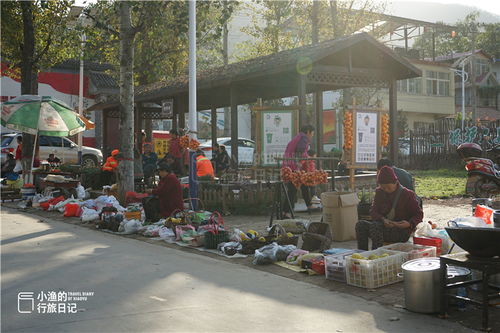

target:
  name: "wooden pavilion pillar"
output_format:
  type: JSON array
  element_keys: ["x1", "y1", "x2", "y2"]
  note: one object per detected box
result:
[
  {"x1": 230, "y1": 87, "x2": 238, "y2": 169},
  {"x1": 102, "y1": 109, "x2": 109, "y2": 157},
  {"x1": 144, "y1": 118, "x2": 152, "y2": 142},
  {"x1": 211, "y1": 106, "x2": 217, "y2": 145},
  {"x1": 172, "y1": 95, "x2": 179, "y2": 130},
  {"x1": 178, "y1": 95, "x2": 186, "y2": 130},
  {"x1": 298, "y1": 74, "x2": 307, "y2": 128},
  {"x1": 314, "y1": 90, "x2": 323, "y2": 155},
  {"x1": 389, "y1": 79, "x2": 399, "y2": 165},
  {"x1": 135, "y1": 104, "x2": 143, "y2": 152}
]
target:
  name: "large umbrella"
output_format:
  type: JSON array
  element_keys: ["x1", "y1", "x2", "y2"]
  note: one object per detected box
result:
[{"x1": 1, "y1": 95, "x2": 89, "y2": 181}]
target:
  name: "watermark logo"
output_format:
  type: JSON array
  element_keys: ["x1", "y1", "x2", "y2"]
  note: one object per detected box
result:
[
  {"x1": 17, "y1": 292, "x2": 34, "y2": 314},
  {"x1": 17, "y1": 291, "x2": 94, "y2": 314}
]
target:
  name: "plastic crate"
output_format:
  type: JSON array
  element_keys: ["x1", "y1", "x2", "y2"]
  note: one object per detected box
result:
[
  {"x1": 346, "y1": 249, "x2": 408, "y2": 289},
  {"x1": 379, "y1": 242, "x2": 436, "y2": 260},
  {"x1": 325, "y1": 250, "x2": 363, "y2": 282},
  {"x1": 413, "y1": 236, "x2": 442, "y2": 255}
]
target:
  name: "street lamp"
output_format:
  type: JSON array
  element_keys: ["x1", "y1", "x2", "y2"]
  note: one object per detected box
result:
[{"x1": 452, "y1": 61, "x2": 469, "y2": 131}]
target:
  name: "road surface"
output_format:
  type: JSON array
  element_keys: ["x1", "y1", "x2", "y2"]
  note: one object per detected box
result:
[{"x1": 1, "y1": 206, "x2": 471, "y2": 333}]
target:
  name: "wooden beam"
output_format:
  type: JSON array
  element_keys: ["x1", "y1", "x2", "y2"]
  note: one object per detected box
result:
[
  {"x1": 389, "y1": 79, "x2": 398, "y2": 164},
  {"x1": 311, "y1": 65, "x2": 389, "y2": 78},
  {"x1": 211, "y1": 106, "x2": 217, "y2": 146},
  {"x1": 298, "y1": 74, "x2": 307, "y2": 128},
  {"x1": 230, "y1": 87, "x2": 238, "y2": 169}
]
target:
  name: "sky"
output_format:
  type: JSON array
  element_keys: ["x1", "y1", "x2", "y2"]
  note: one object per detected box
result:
[{"x1": 74, "y1": 0, "x2": 500, "y2": 17}]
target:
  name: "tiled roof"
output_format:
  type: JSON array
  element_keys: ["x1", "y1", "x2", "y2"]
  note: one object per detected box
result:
[
  {"x1": 135, "y1": 32, "x2": 421, "y2": 100},
  {"x1": 88, "y1": 71, "x2": 118, "y2": 89},
  {"x1": 53, "y1": 59, "x2": 115, "y2": 72}
]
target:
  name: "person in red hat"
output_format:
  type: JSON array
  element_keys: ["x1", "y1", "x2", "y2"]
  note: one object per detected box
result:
[{"x1": 355, "y1": 166, "x2": 423, "y2": 250}]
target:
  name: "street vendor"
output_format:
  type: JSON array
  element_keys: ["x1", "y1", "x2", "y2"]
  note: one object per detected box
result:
[
  {"x1": 142, "y1": 143, "x2": 158, "y2": 183},
  {"x1": 196, "y1": 150, "x2": 215, "y2": 179},
  {"x1": 282, "y1": 125, "x2": 315, "y2": 218},
  {"x1": 377, "y1": 158, "x2": 414, "y2": 192},
  {"x1": 355, "y1": 166, "x2": 423, "y2": 250},
  {"x1": 101, "y1": 149, "x2": 119, "y2": 185},
  {"x1": 146, "y1": 164, "x2": 183, "y2": 217},
  {"x1": 168, "y1": 129, "x2": 183, "y2": 175}
]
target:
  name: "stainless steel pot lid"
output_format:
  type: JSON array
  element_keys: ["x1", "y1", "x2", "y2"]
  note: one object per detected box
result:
[
  {"x1": 402, "y1": 258, "x2": 440, "y2": 271},
  {"x1": 447, "y1": 266, "x2": 471, "y2": 278}
]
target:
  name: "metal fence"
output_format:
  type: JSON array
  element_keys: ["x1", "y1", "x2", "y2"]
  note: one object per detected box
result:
[{"x1": 399, "y1": 118, "x2": 500, "y2": 170}]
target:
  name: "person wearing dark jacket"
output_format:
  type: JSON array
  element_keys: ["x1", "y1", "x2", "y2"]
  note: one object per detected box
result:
[
  {"x1": 1, "y1": 153, "x2": 16, "y2": 178},
  {"x1": 377, "y1": 158, "x2": 414, "y2": 191},
  {"x1": 356, "y1": 166, "x2": 423, "y2": 250},
  {"x1": 146, "y1": 164, "x2": 183, "y2": 218},
  {"x1": 217, "y1": 145, "x2": 230, "y2": 175}
]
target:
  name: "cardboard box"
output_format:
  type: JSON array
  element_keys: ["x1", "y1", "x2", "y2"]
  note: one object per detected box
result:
[{"x1": 321, "y1": 192, "x2": 360, "y2": 241}]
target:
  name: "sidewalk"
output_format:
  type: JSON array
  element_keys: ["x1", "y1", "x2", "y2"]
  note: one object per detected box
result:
[{"x1": 1, "y1": 201, "x2": 497, "y2": 331}]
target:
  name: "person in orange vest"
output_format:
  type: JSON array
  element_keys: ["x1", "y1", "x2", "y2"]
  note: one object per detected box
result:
[
  {"x1": 101, "y1": 149, "x2": 120, "y2": 185},
  {"x1": 196, "y1": 150, "x2": 214, "y2": 179}
]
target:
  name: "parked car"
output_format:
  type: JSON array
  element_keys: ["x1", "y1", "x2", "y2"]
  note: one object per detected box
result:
[
  {"x1": 1, "y1": 133, "x2": 103, "y2": 168},
  {"x1": 199, "y1": 137, "x2": 255, "y2": 165}
]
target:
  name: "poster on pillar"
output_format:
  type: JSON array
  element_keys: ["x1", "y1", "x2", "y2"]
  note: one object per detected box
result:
[
  {"x1": 259, "y1": 110, "x2": 297, "y2": 166},
  {"x1": 354, "y1": 111, "x2": 379, "y2": 166},
  {"x1": 323, "y1": 110, "x2": 336, "y2": 144}
]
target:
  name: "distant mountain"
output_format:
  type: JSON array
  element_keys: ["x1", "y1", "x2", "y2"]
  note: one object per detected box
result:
[{"x1": 386, "y1": 1, "x2": 500, "y2": 24}]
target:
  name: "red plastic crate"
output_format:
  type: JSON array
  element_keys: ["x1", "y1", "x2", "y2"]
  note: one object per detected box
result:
[
  {"x1": 413, "y1": 236, "x2": 442, "y2": 255},
  {"x1": 311, "y1": 257, "x2": 325, "y2": 275}
]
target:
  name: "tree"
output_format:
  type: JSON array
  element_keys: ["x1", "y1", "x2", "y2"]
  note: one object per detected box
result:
[
  {"x1": 412, "y1": 12, "x2": 500, "y2": 59},
  {"x1": 1, "y1": 0, "x2": 77, "y2": 178},
  {"x1": 117, "y1": 1, "x2": 136, "y2": 201}
]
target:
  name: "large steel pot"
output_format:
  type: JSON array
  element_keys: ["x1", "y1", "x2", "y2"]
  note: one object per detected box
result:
[{"x1": 402, "y1": 258, "x2": 471, "y2": 313}]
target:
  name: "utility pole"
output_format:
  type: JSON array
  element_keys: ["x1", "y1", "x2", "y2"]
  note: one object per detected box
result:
[
  {"x1": 222, "y1": 0, "x2": 230, "y2": 137},
  {"x1": 470, "y1": 24, "x2": 477, "y2": 124}
]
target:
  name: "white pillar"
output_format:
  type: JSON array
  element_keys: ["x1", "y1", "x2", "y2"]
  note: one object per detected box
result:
[
  {"x1": 188, "y1": 0, "x2": 197, "y2": 139},
  {"x1": 78, "y1": 32, "x2": 86, "y2": 163}
]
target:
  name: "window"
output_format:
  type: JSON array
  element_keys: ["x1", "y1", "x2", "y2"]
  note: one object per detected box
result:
[
  {"x1": 1, "y1": 136, "x2": 13, "y2": 147},
  {"x1": 46, "y1": 136, "x2": 71, "y2": 147},
  {"x1": 238, "y1": 139, "x2": 253, "y2": 148},
  {"x1": 39, "y1": 136, "x2": 51, "y2": 147},
  {"x1": 397, "y1": 78, "x2": 422, "y2": 94},
  {"x1": 426, "y1": 71, "x2": 450, "y2": 96},
  {"x1": 475, "y1": 59, "x2": 490, "y2": 76}
]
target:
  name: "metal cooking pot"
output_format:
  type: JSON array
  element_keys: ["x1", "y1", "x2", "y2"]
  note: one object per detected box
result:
[{"x1": 401, "y1": 258, "x2": 471, "y2": 313}]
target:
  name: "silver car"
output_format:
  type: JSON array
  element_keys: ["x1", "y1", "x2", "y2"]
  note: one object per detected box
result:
[
  {"x1": 199, "y1": 137, "x2": 255, "y2": 165},
  {"x1": 1, "y1": 133, "x2": 103, "y2": 168}
]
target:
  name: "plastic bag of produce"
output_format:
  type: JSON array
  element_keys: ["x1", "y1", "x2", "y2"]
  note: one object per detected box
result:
[
  {"x1": 81, "y1": 207, "x2": 100, "y2": 222},
  {"x1": 276, "y1": 244, "x2": 297, "y2": 261},
  {"x1": 253, "y1": 242, "x2": 280, "y2": 265},
  {"x1": 120, "y1": 219, "x2": 142, "y2": 234},
  {"x1": 286, "y1": 249, "x2": 309, "y2": 265}
]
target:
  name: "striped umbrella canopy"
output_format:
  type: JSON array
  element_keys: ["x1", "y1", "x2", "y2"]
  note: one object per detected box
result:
[{"x1": 1, "y1": 95, "x2": 88, "y2": 136}]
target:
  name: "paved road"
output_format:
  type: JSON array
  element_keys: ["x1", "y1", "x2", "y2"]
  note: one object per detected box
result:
[{"x1": 1, "y1": 207, "x2": 470, "y2": 333}]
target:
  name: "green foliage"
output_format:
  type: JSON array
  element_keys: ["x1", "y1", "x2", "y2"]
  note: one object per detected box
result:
[
  {"x1": 412, "y1": 169, "x2": 467, "y2": 199},
  {"x1": 1, "y1": 0, "x2": 79, "y2": 70},
  {"x1": 413, "y1": 12, "x2": 500, "y2": 59},
  {"x1": 83, "y1": 0, "x2": 239, "y2": 85},
  {"x1": 235, "y1": 0, "x2": 387, "y2": 61}
]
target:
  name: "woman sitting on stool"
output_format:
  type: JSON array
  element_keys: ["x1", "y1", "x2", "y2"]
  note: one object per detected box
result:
[{"x1": 355, "y1": 166, "x2": 423, "y2": 250}]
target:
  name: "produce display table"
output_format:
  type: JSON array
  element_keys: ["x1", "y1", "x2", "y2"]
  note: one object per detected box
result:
[{"x1": 440, "y1": 252, "x2": 500, "y2": 331}]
